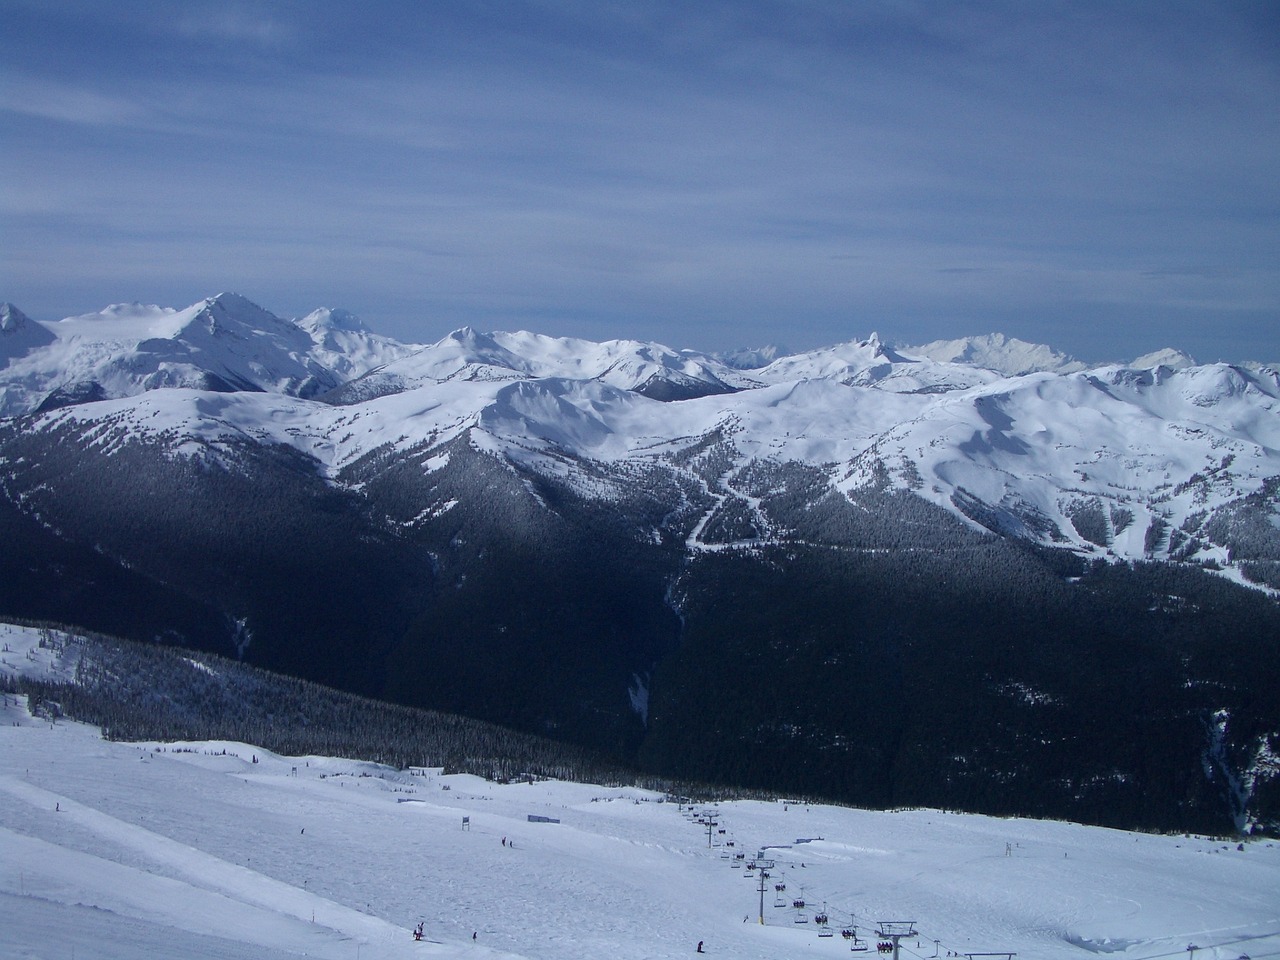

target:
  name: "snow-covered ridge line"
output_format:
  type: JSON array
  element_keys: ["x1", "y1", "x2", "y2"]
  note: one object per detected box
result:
[
  {"x1": 3, "y1": 293, "x2": 1278, "y2": 573},
  {"x1": 5, "y1": 293, "x2": 1271, "y2": 421}
]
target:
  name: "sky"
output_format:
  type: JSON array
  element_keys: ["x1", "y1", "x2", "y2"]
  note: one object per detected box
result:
[{"x1": 2, "y1": 1, "x2": 1278, "y2": 363}]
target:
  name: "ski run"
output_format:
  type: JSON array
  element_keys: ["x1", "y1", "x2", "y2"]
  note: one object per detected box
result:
[{"x1": 2, "y1": 624, "x2": 1278, "y2": 960}]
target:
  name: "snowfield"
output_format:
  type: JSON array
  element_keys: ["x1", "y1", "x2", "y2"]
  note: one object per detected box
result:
[{"x1": 2, "y1": 626, "x2": 1277, "y2": 960}]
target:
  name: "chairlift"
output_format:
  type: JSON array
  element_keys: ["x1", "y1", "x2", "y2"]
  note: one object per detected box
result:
[
  {"x1": 793, "y1": 899, "x2": 806, "y2": 909},
  {"x1": 795, "y1": 913, "x2": 810, "y2": 924},
  {"x1": 775, "y1": 896, "x2": 787, "y2": 907},
  {"x1": 821, "y1": 926, "x2": 835, "y2": 938}
]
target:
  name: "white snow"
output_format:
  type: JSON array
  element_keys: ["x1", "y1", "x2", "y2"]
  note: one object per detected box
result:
[
  {"x1": 4, "y1": 296, "x2": 1280, "y2": 572},
  {"x1": 1, "y1": 657, "x2": 1277, "y2": 960}
]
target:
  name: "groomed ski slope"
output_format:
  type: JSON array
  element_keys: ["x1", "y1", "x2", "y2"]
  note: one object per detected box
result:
[{"x1": 2, "y1": 689, "x2": 1277, "y2": 960}]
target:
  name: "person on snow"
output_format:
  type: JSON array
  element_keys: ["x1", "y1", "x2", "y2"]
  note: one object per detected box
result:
[
  {"x1": 697, "y1": 940, "x2": 705, "y2": 953},
  {"x1": 413, "y1": 922, "x2": 424, "y2": 941}
]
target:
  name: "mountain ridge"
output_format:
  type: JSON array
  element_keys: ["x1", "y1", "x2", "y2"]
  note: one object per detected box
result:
[{"x1": 2, "y1": 293, "x2": 1278, "y2": 833}]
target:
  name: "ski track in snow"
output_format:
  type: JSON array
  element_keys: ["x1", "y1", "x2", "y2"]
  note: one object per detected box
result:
[{"x1": 2, "y1": 674, "x2": 1279, "y2": 960}]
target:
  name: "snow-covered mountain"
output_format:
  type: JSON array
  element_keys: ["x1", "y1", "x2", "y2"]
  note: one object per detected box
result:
[
  {"x1": 1131, "y1": 346, "x2": 1198, "y2": 370},
  {"x1": 3, "y1": 294, "x2": 1278, "y2": 832},
  {"x1": 0, "y1": 293, "x2": 344, "y2": 416},
  {"x1": 748, "y1": 333, "x2": 1000, "y2": 392},
  {"x1": 295, "y1": 306, "x2": 422, "y2": 382},
  {"x1": 0, "y1": 302, "x2": 56, "y2": 367},
  {"x1": 903, "y1": 332, "x2": 1088, "y2": 376},
  {"x1": 5, "y1": 628, "x2": 1278, "y2": 960},
  {"x1": 323, "y1": 327, "x2": 745, "y2": 405},
  {"x1": 7, "y1": 296, "x2": 1273, "y2": 569}
]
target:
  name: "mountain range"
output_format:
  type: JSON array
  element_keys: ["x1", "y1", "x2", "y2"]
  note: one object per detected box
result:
[{"x1": 2, "y1": 292, "x2": 1278, "y2": 835}]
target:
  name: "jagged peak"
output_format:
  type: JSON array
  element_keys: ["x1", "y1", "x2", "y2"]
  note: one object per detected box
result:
[{"x1": 1, "y1": 302, "x2": 34, "y2": 333}]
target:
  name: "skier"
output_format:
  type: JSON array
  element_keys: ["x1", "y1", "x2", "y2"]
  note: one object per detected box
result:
[
  {"x1": 413, "y1": 922, "x2": 424, "y2": 941},
  {"x1": 697, "y1": 941, "x2": 705, "y2": 953}
]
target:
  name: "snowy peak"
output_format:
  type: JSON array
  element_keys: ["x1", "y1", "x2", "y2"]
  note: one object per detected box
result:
[
  {"x1": 0, "y1": 302, "x2": 56, "y2": 365},
  {"x1": 0, "y1": 293, "x2": 345, "y2": 415},
  {"x1": 297, "y1": 307, "x2": 371, "y2": 335},
  {"x1": 904, "y1": 333, "x2": 1087, "y2": 376},
  {"x1": 1131, "y1": 346, "x2": 1197, "y2": 370},
  {"x1": 328, "y1": 327, "x2": 740, "y2": 405},
  {"x1": 714, "y1": 344, "x2": 787, "y2": 370},
  {"x1": 297, "y1": 307, "x2": 419, "y2": 383},
  {"x1": 0, "y1": 302, "x2": 35, "y2": 334},
  {"x1": 755, "y1": 333, "x2": 996, "y2": 393}
]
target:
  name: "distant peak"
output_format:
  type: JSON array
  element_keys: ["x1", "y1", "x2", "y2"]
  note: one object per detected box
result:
[
  {"x1": 1131, "y1": 347, "x2": 1196, "y2": 370},
  {"x1": 299, "y1": 307, "x2": 370, "y2": 334},
  {"x1": 716, "y1": 344, "x2": 787, "y2": 370},
  {"x1": 0, "y1": 302, "x2": 33, "y2": 333},
  {"x1": 206, "y1": 292, "x2": 260, "y2": 309},
  {"x1": 195, "y1": 293, "x2": 288, "y2": 331},
  {"x1": 904, "y1": 333, "x2": 1085, "y2": 376},
  {"x1": 444, "y1": 326, "x2": 493, "y2": 347}
]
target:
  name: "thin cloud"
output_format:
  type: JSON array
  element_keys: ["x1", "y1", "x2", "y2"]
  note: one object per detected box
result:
[{"x1": 0, "y1": 77, "x2": 148, "y2": 127}]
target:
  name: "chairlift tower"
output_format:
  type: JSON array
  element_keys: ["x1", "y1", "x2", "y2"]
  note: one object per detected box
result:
[
  {"x1": 747, "y1": 865, "x2": 778, "y2": 926},
  {"x1": 877, "y1": 921, "x2": 918, "y2": 960},
  {"x1": 702, "y1": 817, "x2": 719, "y2": 848}
]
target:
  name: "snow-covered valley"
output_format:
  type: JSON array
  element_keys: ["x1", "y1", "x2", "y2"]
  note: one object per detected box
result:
[
  {"x1": 3, "y1": 623, "x2": 1279, "y2": 960},
  {"x1": 4, "y1": 707, "x2": 1278, "y2": 960}
]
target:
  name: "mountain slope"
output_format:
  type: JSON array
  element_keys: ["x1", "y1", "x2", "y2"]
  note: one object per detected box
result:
[{"x1": 2, "y1": 293, "x2": 1278, "y2": 833}]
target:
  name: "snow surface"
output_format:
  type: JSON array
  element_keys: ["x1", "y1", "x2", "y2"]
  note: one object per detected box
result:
[{"x1": 2, "y1": 622, "x2": 1278, "y2": 960}]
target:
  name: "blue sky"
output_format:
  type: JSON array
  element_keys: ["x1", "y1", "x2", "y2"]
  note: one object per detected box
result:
[{"x1": 2, "y1": 1, "x2": 1277, "y2": 362}]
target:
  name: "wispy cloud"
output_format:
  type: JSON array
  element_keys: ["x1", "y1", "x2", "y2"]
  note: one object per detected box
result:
[
  {"x1": 0, "y1": 77, "x2": 148, "y2": 127},
  {"x1": 168, "y1": 8, "x2": 296, "y2": 47},
  {"x1": 2, "y1": 2, "x2": 1277, "y2": 363}
]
